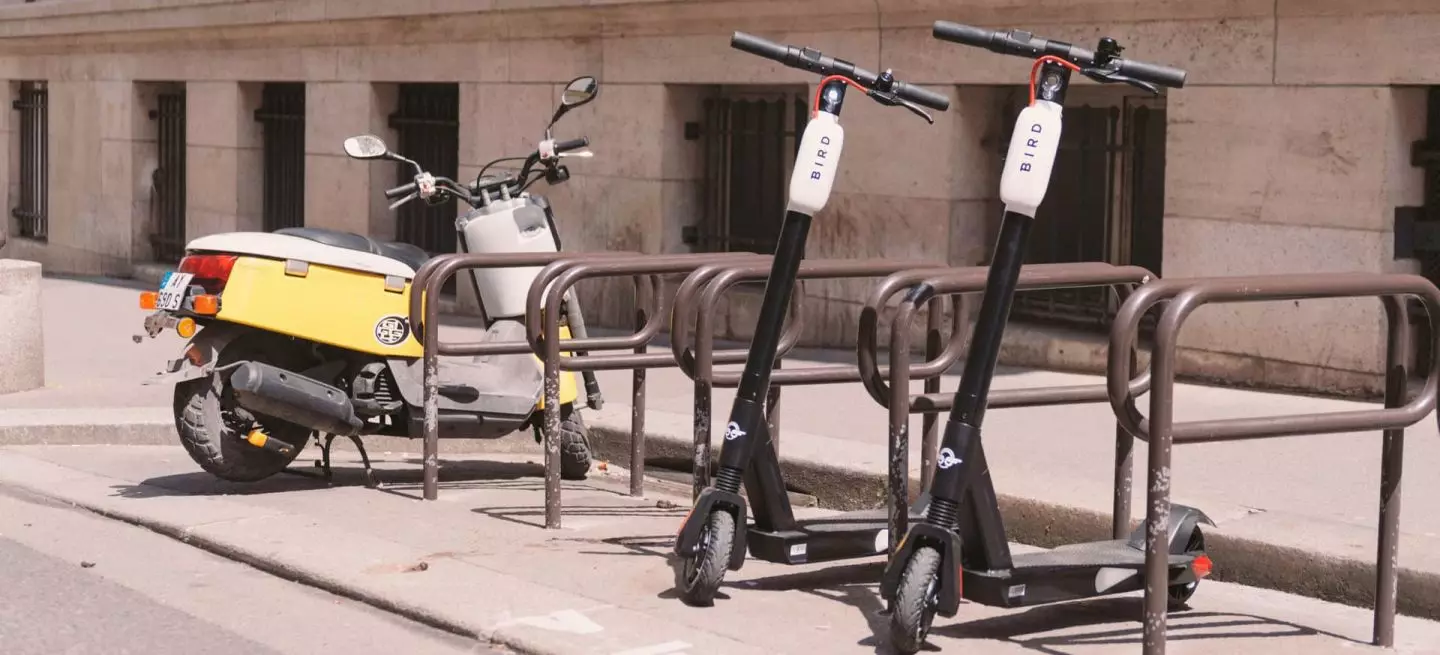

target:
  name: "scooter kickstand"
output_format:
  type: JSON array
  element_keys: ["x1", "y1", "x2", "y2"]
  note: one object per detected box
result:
[{"x1": 345, "y1": 434, "x2": 381, "y2": 489}]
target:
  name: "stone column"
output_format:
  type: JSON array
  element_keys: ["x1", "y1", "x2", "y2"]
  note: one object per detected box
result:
[
  {"x1": 305, "y1": 83, "x2": 393, "y2": 237},
  {"x1": 0, "y1": 259, "x2": 43, "y2": 394},
  {"x1": 1163, "y1": 86, "x2": 1428, "y2": 392},
  {"x1": 186, "y1": 82, "x2": 262, "y2": 239},
  {"x1": 37, "y1": 81, "x2": 139, "y2": 275}
]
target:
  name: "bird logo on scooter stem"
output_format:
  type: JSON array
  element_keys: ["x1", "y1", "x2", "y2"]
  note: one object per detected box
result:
[
  {"x1": 936, "y1": 447, "x2": 963, "y2": 469},
  {"x1": 724, "y1": 422, "x2": 747, "y2": 440}
]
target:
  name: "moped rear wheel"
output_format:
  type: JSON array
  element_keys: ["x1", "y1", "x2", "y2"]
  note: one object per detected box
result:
[{"x1": 174, "y1": 333, "x2": 312, "y2": 482}]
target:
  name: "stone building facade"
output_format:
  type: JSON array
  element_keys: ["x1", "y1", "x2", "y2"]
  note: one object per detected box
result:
[{"x1": 0, "y1": 0, "x2": 1435, "y2": 395}]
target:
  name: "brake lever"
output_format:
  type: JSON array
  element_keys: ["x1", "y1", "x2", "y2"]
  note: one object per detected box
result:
[
  {"x1": 1081, "y1": 68, "x2": 1160, "y2": 95},
  {"x1": 867, "y1": 89, "x2": 934, "y2": 125},
  {"x1": 388, "y1": 192, "x2": 417, "y2": 211}
]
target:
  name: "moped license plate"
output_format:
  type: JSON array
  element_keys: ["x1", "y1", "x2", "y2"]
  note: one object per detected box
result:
[{"x1": 156, "y1": 272, "x2": 194, "y2": 311}]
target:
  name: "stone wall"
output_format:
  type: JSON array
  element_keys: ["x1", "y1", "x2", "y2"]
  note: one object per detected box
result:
[{"x1": 0, "y1": 0, "x2": 1435, "y2": 393}]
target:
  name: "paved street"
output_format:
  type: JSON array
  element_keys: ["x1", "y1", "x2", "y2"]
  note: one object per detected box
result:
[{"x1": 0, "y1": 485, "x2": 500, "y2": 655}]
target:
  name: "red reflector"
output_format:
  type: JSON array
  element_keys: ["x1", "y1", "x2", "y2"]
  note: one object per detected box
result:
[
  {"x1": 178, "y1": 254, "x2": 239, "y2": 294},
  {"x1": 1193, "y1": 554, "x2": 1213, "y2": 579}
]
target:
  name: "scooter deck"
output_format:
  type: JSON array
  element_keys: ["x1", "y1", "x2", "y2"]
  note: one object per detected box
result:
[
  {"x1": 748, "y1": 504, "x2": 928, "y2": 565},
  {"x1": 963, "y1": 539, "x2": 1197, "y2": 608}
]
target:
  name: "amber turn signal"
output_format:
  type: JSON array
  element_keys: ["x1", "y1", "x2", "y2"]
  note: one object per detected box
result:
[
  {"x1": 175, "y1": 317, "x2": 197, "y2": 339},
  {"x1": 139, "y1": 291, "x2": 158, "y2": 310},
  {"x1": 192, "y1": 294, "x2": 220, "y2": 315}
]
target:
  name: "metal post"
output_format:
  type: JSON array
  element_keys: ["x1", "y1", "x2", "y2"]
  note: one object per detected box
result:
[
  {"x1": 421, "y1": 277, "x2": 442, "y2": 502},
  {"x1": 921, "y1": 296, "x2": 944, "y2": 491},
  {"x1": 543, "y1": 325, "x2": 564, "y2": 529},
  {"x1": 630, "y1": 279, "x2": 650, "y2": 497},
  {"x1": 692, "y1": 301, "x2": 715, "y2": 500},
  {"x1": 1113, "y1": 346, "x2": 1137, "y2": 539},
  {"x1": 887, "y1": 303, "x2": 914, "y2": 552},
  {"x1": 1375, "y1": 295, "x2": 1409, "y2": 646},
  {"x1": 1143, "y1": 292, "x2": 1188, "y2": 655}
]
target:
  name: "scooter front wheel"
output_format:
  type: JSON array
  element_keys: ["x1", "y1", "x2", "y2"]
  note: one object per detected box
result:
[
  {"x1": 674, "y1": 509, "x2": 734, "y2": 607},
  {"x1": 889, "y1": 546, "x2": 942, "y2": 654}
]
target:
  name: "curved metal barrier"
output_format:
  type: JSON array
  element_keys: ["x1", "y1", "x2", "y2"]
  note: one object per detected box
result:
[
  {"x1": 527, "y1": 252, "x2": 796, "y2": 528},
  {"x1": 408, "y1": 251, "x2": 758, "y2": 526},
  {"x1": 671, "y1": 258, "x2": 959, "y2": 497},
  {"x1": 1106, "y1": 272, "x2": 1440, "y2": 654},
  {"x1": 857, "y1": 262, "x2": 1155, "y2": 551}
]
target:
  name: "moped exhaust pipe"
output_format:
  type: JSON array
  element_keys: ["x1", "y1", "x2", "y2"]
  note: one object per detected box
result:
[{"x1": 230, "y1": 361, "x2": 363, "y2": 437}]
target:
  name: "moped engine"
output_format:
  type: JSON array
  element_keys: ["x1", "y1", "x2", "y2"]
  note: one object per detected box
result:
[{"x1": 350, "y1": 361, "x2": 403, "y2": 416}]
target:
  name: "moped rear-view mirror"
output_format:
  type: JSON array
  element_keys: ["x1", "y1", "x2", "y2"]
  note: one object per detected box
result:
[
  {"x1": 547, "y1": 76, "x2": 599, "y2": 131},
  {"x1": 342, "y1": 135, "x2": 389, "y2": 160}
]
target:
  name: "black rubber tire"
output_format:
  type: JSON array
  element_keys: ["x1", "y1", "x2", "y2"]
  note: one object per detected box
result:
[
  {"x1": 675, "y1": 509, "x2": 735, "y2": 607},
  {"x1": 1168, "y1": 527, "x2": 1206, "y2": 610},
  {"x1": 889, "y1": 546, "x2": 942, "y2": 654},
  {"x1": 559, "y1": 409, "x2": 592, "y2": 481},
  {"x1": 173, "y1": 333, "x2": 313, "y2": 483}
]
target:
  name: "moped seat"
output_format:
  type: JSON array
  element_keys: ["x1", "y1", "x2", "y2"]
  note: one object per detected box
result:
[{"x1": 275, "y1": 227, "x2": 429, "y2": 272}]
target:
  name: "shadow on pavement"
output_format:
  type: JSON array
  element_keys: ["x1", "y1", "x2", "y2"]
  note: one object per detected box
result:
[
  {"x1": 111, "y1": 459, "x2": 543, "y2": 498},
  {"x1": 472, "y1": 501, "x2": 689, "y2": 529},
  {"x1": 925, "y1": 596, "x2": 1342, "y2": 654}
]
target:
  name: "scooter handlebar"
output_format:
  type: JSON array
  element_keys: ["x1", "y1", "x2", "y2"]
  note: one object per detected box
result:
[
  {"x1": 729, "y1": 31, "x2": 951, "y2": 111},
  {"x1": 931, "y1": 20, "x2": 1187, "y2": 89}
]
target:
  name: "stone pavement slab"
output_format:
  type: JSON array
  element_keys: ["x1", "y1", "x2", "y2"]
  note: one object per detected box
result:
[{"x1": 2, "y1": 445, "x2": 1439, "y2": 655}]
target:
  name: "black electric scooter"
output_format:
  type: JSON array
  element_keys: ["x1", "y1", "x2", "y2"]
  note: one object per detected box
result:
[
  {"x1": 880, "y1": 22, "x2": 1213, "y2": 653},
  {"x1": 672, "y1": 32, "x2": 951, "y2": 605}
]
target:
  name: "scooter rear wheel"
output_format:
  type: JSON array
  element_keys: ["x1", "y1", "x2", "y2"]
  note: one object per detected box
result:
[
  {"x1": 675, "y1": 509, "x2": 733, "y2": 607},
  {"x1": 889, "y1": 546, "x2": 942, "y2": 654},
  {"x1": 1168, "y1": 527, "x2": 1206, "y2": 609}
]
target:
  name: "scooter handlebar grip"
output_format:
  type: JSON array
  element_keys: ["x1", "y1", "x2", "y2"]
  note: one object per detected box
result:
[
  {"x1": 384, "y1": 182, "x2": 416, "y2": 200},
  {"x1": 731, "y1": 31, "x2": 790, "y2": 64},
  {"x1": 554, "y1": 137, "x2": 589, "y2": 153},
  {"x1": 932, "y1": 21, "x2": 1000, "y2": 50},
  {"x1": 893, "y1": 81, "x2": 950, "y2": 111},
  {"x1": 1117, "y1": 58, "x2": 1188, "y2": 88}
]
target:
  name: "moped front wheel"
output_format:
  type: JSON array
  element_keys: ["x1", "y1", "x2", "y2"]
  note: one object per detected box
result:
[{"x1": 674, "y1": 509, "x2": 734, "y2": 607}]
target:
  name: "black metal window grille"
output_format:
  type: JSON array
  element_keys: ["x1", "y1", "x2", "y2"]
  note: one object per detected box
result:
[
  {"x1": 389, "y1": 83, "x2": 459, "y2": 256},
  {"x1": 255, "y1": 82, "x2": 306, "y2": 232},
  {"x1": 1002, "y1": 92, "x2": 1169, "y2": 330},
  {"x1": 11, "y1": 81, "x2": 48, "y2": 241},
  {"x1": 687, "y1": 88, "x2": 807, "y2": 254},
  {"x1": 149, "y1": 90, "x2": 188, "y2": 263}
]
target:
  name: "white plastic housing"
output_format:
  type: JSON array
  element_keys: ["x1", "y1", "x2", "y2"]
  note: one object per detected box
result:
[
  {"x1": 999, "y1": 100, "x2": 1064, "y2": 217},
  {"x1": 786, "y1": 111, "x2": 845, "y2": 216},
  {"x1": 459, "y1": 196, "x2": 558, "y2": 319}
]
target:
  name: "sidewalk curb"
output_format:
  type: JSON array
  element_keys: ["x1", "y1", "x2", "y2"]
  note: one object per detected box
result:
[{"x1": 584, "y1": 420, "x2": 1440, "y2": 622}]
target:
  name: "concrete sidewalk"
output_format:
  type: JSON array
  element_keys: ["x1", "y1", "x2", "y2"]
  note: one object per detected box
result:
[
  {"x1": 2, "y1": 445, "x2": 1439, "y2": 655},
  {"x1": 4, "y1": 274, "x2": 1440, "y2": 621}
]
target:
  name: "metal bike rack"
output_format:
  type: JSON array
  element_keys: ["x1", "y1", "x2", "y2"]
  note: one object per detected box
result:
[
  {"x1": 670, "y1": 258, "x2": 961, "y2": 498},
  {"x1": 408, "y1": 251, "x2": 652, "y2": 502},
  {"x1": 857, "y1": 262, "x2": 1155, "y2": 552},
  {"x1": 525, "y1": 252, "x2": 806, "y2": 528},
  {"x1": 1106, "y1": 272, "x2": 1440, "y2": 654}
]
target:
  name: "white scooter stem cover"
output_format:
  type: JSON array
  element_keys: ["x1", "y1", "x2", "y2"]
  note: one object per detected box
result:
[
  {"x1": 786, "y1": 111, "x2": 845, "y2": 216},
  {"x1": 999, "y1": 100, "x2": 1063, "y2": 217}
]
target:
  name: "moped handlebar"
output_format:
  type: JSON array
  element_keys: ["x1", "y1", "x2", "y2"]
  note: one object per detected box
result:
[
  {"x1": 932, "y1": 21, "x2": 1187, "y2": 89},
  {"x1": 384, "y1": 182, "x2": 416, "y2": 200},
  {"x1": 730, "y1": 31, "x2": 951, "y2": 111}
]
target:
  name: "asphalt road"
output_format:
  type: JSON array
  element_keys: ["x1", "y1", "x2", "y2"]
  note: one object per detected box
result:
[{"x1": 0, "y1": 485, "x2": 502, "y2": 655}]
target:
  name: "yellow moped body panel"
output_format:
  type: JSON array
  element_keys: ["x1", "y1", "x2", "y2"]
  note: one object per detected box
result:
[{"x1": 213, "y1": 256, "x2": 579, "y2": 407}]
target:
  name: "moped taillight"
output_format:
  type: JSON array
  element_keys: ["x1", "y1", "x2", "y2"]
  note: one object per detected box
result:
[{"x1": 177, "y1": 254, "x2": 239, "y2": 294}]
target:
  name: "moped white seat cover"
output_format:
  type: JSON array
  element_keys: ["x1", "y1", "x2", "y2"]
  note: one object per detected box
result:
[{"x1": 185, "y1": 232, "x2": 416, "y2": 279}]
